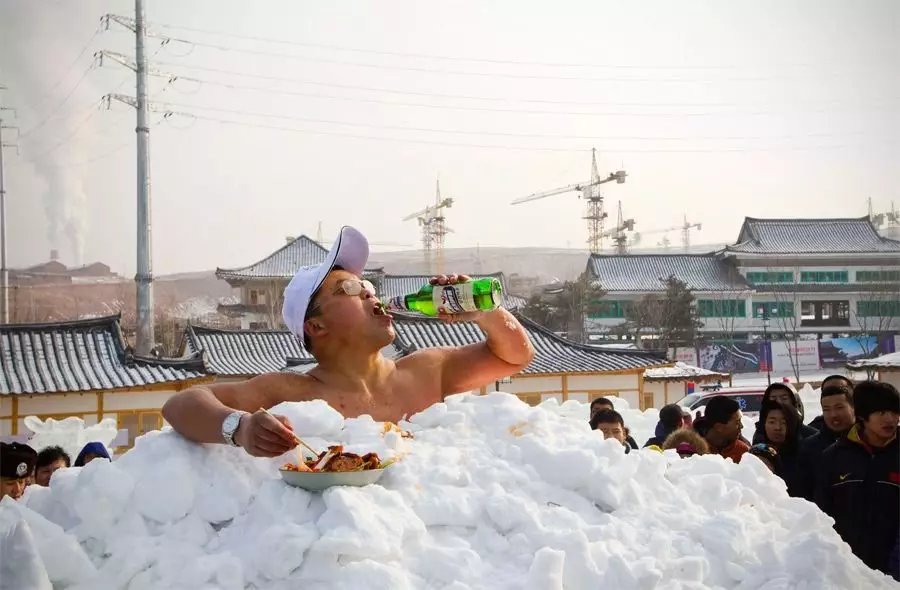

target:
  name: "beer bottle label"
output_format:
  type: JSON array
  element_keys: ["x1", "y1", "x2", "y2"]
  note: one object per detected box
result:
[{"x1": 433, "y1": 284, "x2": 476, "y2": 314}]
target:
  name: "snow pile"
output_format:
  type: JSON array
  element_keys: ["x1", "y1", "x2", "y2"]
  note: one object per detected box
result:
[
  {"x1": 644, "y1": 362, "x2": 727, "y2": 380},
  {"x1": 13, "y1": 394, "x2": 898, "y2": 589},
  {"x1": 24, "y1": 416, "x2": 119, "y2": 460}
]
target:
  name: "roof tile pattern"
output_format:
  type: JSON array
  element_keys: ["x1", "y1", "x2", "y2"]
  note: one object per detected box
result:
[
  {"x1": 392, "y1": 312, "x2": 665, "y2": 374},
  {"x1": 588, "y1": 254, "x2": 747, "y2": 292},
  {"x1": 0, "y1": 317, "x2": 206, "y2": 395},
  {"x1": 728, "y1": 217, "x2": 900, "y2": 254},
  {"x1": 184, "y1": 326, "x2": 312, "y2": 376},
  {"x1": 216, "y1": 236, "x2": 328, "y2": 281}
]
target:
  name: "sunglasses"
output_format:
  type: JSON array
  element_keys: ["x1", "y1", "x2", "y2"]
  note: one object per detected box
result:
[{"x1": 332, "y1": 279, "x2": 376, "y2": 297}]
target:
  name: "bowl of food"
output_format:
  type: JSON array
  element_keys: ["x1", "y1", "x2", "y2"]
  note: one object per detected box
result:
[{"x1": 279, "y1": 445, "x2": 397, "y2": 492}]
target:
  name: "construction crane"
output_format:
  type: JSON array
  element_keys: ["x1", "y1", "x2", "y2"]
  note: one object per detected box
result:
[
  {"x1": 511, "y1": 148, "x2": 626, "y2": 254},
  {"x1": 630, "y1": 216, "x2": 702, "y2": 252},
  {"x1": 600, "y1": 201, "x2": 636, "y2": 255},
  {"x1": 402, "y1": 178, "x2": 454, "y2": 275}
]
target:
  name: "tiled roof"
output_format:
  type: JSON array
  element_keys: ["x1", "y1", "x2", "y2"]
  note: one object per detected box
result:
[
  {"x1": 391, "y1": 312, "x2": 665, "y2": 375},
  {"x1": 183, "y1": 326, "x2": 312, "y2": 376},
  {"x1": 728, "y1": 217, "x2": 900, "y2": 255},
  {"x1": 0, "y1": 316, "x2": 207, "y2": 395},
  {"x1": 588, "y1": 254, "x2": 748, "y2": 292},
  {"x1": 379, "y1": 273, "x2": 526, "y2": 309},
  {"x1": 644, "y1": 362, "x2": 729, "y2": 382},
  {"x1": 847, "y1": 351, "x2": 900, "y2": 371},
  {"x1": 182, "y1": 326, "x2": 412, "y2": 376},
  {"x1": 216, "y1": 236, "x2": 328, "y2": 281}
]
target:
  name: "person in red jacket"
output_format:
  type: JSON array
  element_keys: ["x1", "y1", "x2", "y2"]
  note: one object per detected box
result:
[
  {"x1": 695, "y1": 396, "x2": 749, "y2": 463},
  {"x1": 815, "y1": 380, "x2": 899, "y2": 576}
]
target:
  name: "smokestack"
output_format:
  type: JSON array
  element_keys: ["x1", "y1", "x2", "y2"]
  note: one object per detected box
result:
[{"x1": 49, "y1": 249, "x2": 59, "y2": 262}]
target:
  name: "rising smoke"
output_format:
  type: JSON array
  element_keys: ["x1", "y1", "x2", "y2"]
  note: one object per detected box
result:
[{"x1": 4, "y1": 5, "x2": 93, "y2": 267}]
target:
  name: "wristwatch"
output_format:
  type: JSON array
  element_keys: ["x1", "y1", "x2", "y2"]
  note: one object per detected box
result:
[{"x1": 222, "y1": 411, "x2": 247, "y2": 447}]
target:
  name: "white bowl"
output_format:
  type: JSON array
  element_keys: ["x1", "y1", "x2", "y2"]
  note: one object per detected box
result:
[{"x1": 279, "y1": 468, "x2": 386, "y2": 492}]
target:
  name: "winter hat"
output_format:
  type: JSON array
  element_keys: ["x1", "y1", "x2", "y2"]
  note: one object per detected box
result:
[
  {"x1": 0, "y1": 442, "x2": 37, "y2": 479},
  {"x1": 853, "y1": 381, "x2": 900, "y2": 421}
]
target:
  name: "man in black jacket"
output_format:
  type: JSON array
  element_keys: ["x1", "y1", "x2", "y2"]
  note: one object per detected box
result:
[
  {"x1": 815, "y1": 381, "x2": 899, "y2": 576},
  {"x1": 796, "y1": 384, "x2": 856, "y2": 501},
  {"x1": 590, "y1": 397, "x2": 638, "y2": 449}
]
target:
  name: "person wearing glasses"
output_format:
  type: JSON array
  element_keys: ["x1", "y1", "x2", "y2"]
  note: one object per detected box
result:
[{"x1": 163, "y1": 226, "x2": 535, "y2": 458}]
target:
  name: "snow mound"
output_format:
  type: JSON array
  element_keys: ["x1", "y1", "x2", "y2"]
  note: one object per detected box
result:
[
  {"x1": 17, "y1": 393, "x2": 897, "y2": 589},
  {"x1": 24, "y1": 416, "x2": 119, "y2": 460}
]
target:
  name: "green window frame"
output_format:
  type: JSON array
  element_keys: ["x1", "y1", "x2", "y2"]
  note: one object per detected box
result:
[
  {"x1": 697, "y1": 299, "x2": 747, "y2": 318},
  {"x1": 745, "y1": 271, "x2": 794, "y2": 285},
  {"x1": 800, "y1": 270, "x2": 849, "y2": 283},
  {"x1": 753, "y1": 301, "x2": 794, "y2": 318},
  {"x1": 589, "y1": 300, "x2": 630, "y2": 319},
  {"x1": 857, "y1": 300, "x2": 900, "y2": 317},
  {"x1": 856, "y1": 270, "x2": 900, "y2": 282}
]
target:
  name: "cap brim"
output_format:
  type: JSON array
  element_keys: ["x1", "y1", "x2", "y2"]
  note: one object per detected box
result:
[{"x1": 308, "y1": 226, "x2": 369, "y2": 304}]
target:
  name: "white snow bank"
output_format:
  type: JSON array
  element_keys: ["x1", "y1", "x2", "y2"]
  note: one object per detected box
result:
[
  {"x1": 16, "y1": 393, "x2": 897, "y2": 590},
  {"x1": 24, "y1": 416, "x2": 119, "y2": 460}
]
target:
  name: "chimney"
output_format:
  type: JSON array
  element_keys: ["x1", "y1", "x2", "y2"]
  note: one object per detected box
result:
[{"x1": 50, "y1": 249, "x2": 59, "y2": 262}]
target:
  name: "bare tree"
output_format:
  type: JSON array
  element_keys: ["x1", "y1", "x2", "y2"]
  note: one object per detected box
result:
[
  {"x1": 853, "y1": 276, "x2": 900, "y2": 378},
  {"x1": 626, "y1": 276, "x2": 702, "y2": 353},
  {"x1": 522, "y1": 272, "x2": 607, "y2": 342}
]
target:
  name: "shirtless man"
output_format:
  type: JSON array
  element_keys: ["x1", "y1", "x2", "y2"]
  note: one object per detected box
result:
[{"x1": 162, "y1": 226, "x2": 535, "y2": 457}]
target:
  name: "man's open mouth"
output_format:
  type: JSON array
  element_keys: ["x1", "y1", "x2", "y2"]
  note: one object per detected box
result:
[{"x1": 373, "y1": 304, "x2": 391, "y2": 318}]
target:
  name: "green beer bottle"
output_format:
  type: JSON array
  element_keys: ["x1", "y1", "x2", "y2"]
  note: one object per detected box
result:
[{"x1": 383, "y1": 278, "x2": 502, "y2": 316}]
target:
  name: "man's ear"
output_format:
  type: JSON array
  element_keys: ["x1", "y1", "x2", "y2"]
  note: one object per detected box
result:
[{"x1": 305, "y1": 317, "x2": 326, "y2": 338}]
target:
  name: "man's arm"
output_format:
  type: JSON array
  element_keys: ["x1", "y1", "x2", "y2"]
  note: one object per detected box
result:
[
  {"x1": 161, "y1": 374, "x2": 300, "y2": 457},
  {"x1": 437, "y1": 307, "x2": 535, "y2": 395}
]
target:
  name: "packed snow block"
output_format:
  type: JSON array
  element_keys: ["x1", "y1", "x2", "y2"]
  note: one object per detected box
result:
[
  {"x1": 270, "y1": 399, "x2": 345, "y2": 438},
  {"x1": 15, "y1": 393, "x2": 900, "y2": 590},
  {"x1": 24, "y1": 416, "x2": 119, "y2": 461},
  {"x1": 0, "y1": 497, "x2": 96, "y2": 588}
]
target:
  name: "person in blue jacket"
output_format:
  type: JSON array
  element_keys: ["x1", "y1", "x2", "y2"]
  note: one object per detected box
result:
[{"x1": 73, "y1": 442, "x2": 111, "y2": 467}]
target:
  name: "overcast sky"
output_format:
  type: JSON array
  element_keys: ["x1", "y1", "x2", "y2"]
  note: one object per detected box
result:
[{"x1": 1, "y1": 0, "x2": 898, "y2": 275}]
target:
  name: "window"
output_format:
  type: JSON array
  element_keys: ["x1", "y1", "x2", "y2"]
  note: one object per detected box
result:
[
  {"x1": 518, "y1": 394, "x2": 541, "y2": 407},
  {"x1": 249, "y1": 290, "x2": 259, "y2": 305},
  {"x1": 753, "y1": 301, "x2": 794, "y2": 318},
  {"x1": 116, "y1": 411, "x2": 164, "y2": 449},
  {"x1": 800, "y1": 300, "x2": 851, "y2": 326},
  {"x1": 589, "y1": 300, "x2": 630, "y2": 319},
  {"x1": 857, "y1": 300, "x2": 900, "y2": 317},
  {"x1": 857, "y1": 270, "x2": 900, "y2": 282},
  {"x1": 800, "y1": 270, "x2": 849, "y2": 283},
  {"x1": 697, "y1": 299, "x2": 746, "y2": 318},
  {"x1": 745, "y1": 271, "x2": 793, "y2": 285}
]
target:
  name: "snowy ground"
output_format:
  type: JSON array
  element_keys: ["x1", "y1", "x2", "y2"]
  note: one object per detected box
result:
[{"x1": 4, "y1": 393, "x2": 896, "y2": 590}]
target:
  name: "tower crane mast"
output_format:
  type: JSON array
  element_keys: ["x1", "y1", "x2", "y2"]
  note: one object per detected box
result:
[
  {"x1": 402, "y1": 178, "x2": 454, "y2": 275},
  {"x1": 511, "y1": 148, "x2": 626, "y2": 254}
]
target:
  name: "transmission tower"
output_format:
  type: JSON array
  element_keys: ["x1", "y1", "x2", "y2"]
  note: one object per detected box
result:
[{"x1": 0, "y1": 90, "x2": 18, "y2": 324}]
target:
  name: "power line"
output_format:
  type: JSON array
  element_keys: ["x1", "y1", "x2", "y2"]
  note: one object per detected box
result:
[
  {"x1": 156, "y1": 60, "x2": 898, "y2": 110},
  {"x1": 147, "y1": 20, "x2": 865, "y2": 73},
  {"x1": 21, "y1": 29, "x2": 101, "y2": 114},
  {"x1": 151, "y1": 34, "x2": 872, "y2": 84},
  {"x1": 162, "y1": 72, "x2": 886, "y2": 118},
  {"x1": 163, "y1": 109, "x2": 899, "y2": 154},
  {"x1": 19, "y1": 63, "x2": 96, "y2": 140},
  {"x1": 154, "y1": 99, "x2": 884, "y2": 142}
]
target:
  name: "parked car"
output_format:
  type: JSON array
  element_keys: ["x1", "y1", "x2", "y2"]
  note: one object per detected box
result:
[{"x1": 676, "y1": 386, "x2": 767, "y2": 418}]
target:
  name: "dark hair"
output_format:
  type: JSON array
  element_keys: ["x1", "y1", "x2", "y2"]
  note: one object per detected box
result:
[
  {"x1": 853, "y1": 380, "x2": 900, "y2": 422},
  {"x1": 822, "y1": 374, "x2": 853, "y2": 390},
  {"x1": 748, "y1": 443, "x2": 782, "y2": 474},
  {"x1": 821, "y1": 384, "x2": 854, "y2": 405},
  {"x1": 302, "y1": 265, "x2": 345, "y2": 352},
  {"x1": 36, "y1": 446, "x2": 70, "y2": 469},
  {"x1": 760, "y1": 399, "x2": 801, "y2": 452},
  {"x1": 590, "y1": 397, "x2": 614, "y2": 412},
  {"x1": 763, "y1": 382, "x2": 804, "y2": 421},
  {"x1": 590, "y1": 409, "x2": 624, "y2": 430},
  {"x1": 704, "y1": 395, "x2": 740, "y2": 426},
  {"x1": 658, "y1": 404, "x2": 684, "y2": 430}
]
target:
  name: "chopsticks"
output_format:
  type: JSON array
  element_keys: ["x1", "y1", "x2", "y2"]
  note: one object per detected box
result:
[{"x1": 259, "y1": 407, "x2": 319, "y2": 456}]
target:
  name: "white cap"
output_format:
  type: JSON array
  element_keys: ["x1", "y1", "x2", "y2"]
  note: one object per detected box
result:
[{"x1": 282, "y1": 226, "x2": 369, "y2": 339}]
